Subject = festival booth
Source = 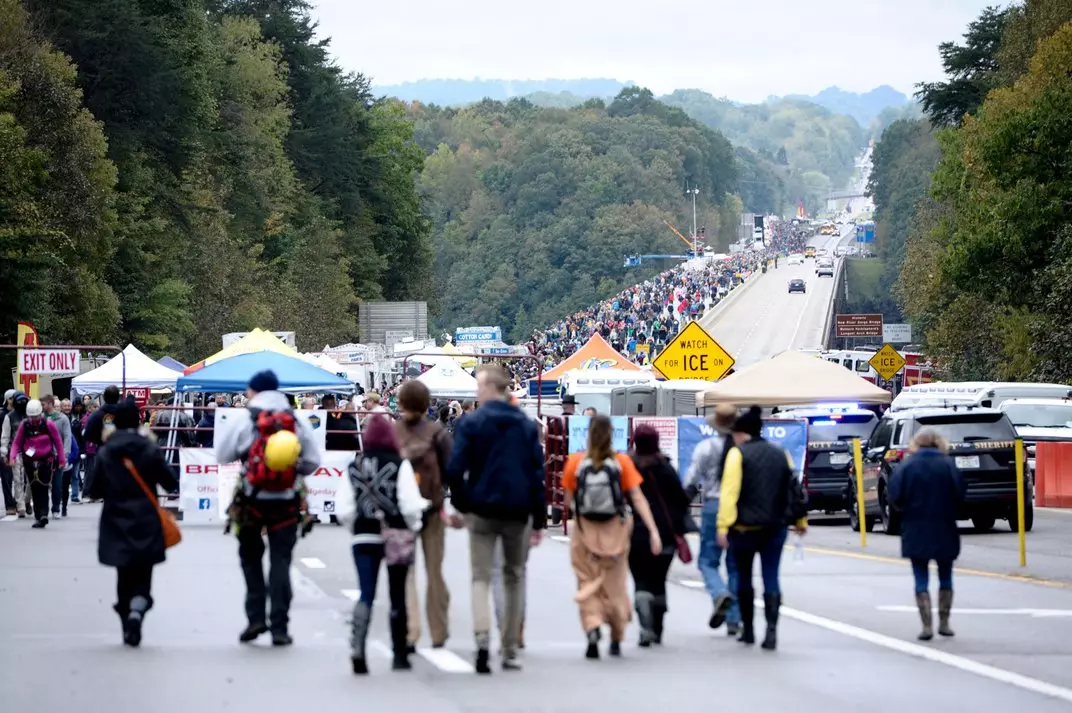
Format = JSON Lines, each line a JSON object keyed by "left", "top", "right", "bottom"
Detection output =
{"left": 174, "top": 350, "right": 354, "bottom": 525}
{"left": 528, "top": 334, "right": 640, "bottom": 397}
{"left": 417, "top": 360, "right": 479, "bottom": 400}
{"left": 71, "top": 344, "right": 180, "bottom": 403}
{"left": 409, "top": 344, "right": 478, "bottom": 369}
{"left": 182, "top": 328, "right": 296, "bottom": 374}
{"left": 695, "top": 350, "right": 893, "bottom": 408}
{"left": 157, "top": 355, "right": 187, "bottom": 372}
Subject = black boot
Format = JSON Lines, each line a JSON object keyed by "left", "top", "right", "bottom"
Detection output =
{"left": 113, "top": 604, "right": 128, "bottom": 642}
{"left": 350, "top": 601, "right": 371, "bottom": 675}
{"left": 390, "top": 607, "right": 411, "bottom": 670}
{"left": 651, "top": 595, "right": 667, "bottom": 645}
{"left": 761, "top": 593, "right": 781, "bottom": 651}
{"left": 634, "top": 591, "right": 656, "bottom": 647}
{"left": 738, "top": 587, "right": 755, "bottom": 645}
{"left": 125, "top": 595, "right": 152, "bottom": 647}
{"left": 585, "top": 628, "right": 601, "bottom": 659}
{"left": 239, "top": 621, "right": 269, "bottom": 643}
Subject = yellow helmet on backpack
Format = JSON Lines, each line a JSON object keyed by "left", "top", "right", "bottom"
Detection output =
{"left": 264, "top": 430, "right": 301, "bottom": 471}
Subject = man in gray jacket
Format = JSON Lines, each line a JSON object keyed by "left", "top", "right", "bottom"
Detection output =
{"left": 42, "top": 395, "right": 72, "bottom": 517}
{"left": 216, "top": 370, "right": 321, "bottom": 647}
{"left": 683, "top": 404, "right": 740, "bottom": 635}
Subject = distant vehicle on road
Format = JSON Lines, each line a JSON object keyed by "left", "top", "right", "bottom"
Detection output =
{"left": 816, "top": 258, "right": 834, "bottom": 277}
{"left": 804, "top": 246, "right": 816, "bottom": 258}
{"left": 788, "top": 278, "right": 806, "bottom": 294}
{"left": 787, "top": 254, "right": 804, "bottom": 266}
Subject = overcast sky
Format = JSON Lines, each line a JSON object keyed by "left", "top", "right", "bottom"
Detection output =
{"left": 309, "top": 0, "right": 997, "bottom": 102}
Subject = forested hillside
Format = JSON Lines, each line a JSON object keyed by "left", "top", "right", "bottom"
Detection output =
{"left": 409, "top": 88, "right": 741, "bottom": 342}
{"left": 870, "top": 0, "right": 1072, "bottom": 380}
{"left": 1, "top": 0, "right": 431, "bottom": 358}
{"left": 372, "top": 78, "right": 632, "bottom": 107}
{"left": 779, "top": 85, "right": 910, "bottom": 127}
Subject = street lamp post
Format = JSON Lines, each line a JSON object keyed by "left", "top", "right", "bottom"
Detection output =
{"left": 686, "top": 187, "right": 699, "bottom": 256}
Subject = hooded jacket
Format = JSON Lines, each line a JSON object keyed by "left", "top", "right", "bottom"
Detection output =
{"left": 446, "top": 399, "right": 546, "bottom": 529}
{"left": 214, "top": 390, "right": 321, "bottom": 501}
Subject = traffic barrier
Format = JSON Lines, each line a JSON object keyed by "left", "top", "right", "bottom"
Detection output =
{"left": 1034, "top": 441, "right": 1072, "bottom": 508}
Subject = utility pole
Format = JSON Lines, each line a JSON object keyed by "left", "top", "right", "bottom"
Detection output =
{"left": 686, "top": 187, "right": 699, "bottom": 256}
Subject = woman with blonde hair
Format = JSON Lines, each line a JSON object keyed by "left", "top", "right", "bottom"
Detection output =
{"left": 562, "top": 415, "right": 661, "bottom": 659}
{"left": 888, "top": 427, "right": 966, "bottom": 641}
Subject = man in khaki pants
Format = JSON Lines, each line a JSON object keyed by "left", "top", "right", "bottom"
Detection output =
{"left": 394, "top": 381, "right": 454, "bottom": 649}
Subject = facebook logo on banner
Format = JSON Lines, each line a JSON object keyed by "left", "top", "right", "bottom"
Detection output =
{"left": 198, "top": 498, "right": 212, "bottom": 511}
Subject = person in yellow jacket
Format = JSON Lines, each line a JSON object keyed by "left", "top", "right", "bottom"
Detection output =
{"left": 716, "top": 406, "right": 807, "bottom": 651}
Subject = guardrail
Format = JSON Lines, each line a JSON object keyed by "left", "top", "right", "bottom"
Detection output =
{"left": 821, "top": 257, "right": 848, "bottom": 348}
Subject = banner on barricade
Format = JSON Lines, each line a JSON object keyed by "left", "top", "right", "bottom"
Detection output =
{"left": 567, "top": 415, "right": 629, "bottom": 453}
{"left": 675, "top": 417, "right": 809, "bottom": 482}
{"left": 633, "top": 417, "right": 679, "bottom": 469}
{"left": 213, "top": 408, "right": 328, "bottom": 453}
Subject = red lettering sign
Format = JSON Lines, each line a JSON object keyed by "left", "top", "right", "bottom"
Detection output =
{"left": 184, "top": 464, "right": 220, "bottom": 475}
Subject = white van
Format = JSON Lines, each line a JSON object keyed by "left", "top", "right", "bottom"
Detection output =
{"left": 889, "top": 382, "right": 994, "bottom": 411}
{"left": 972, "top": 383, "right": 1072, "bottom": 409}
{"left": 560, "top": 369, "right": 658, "bottom": 415}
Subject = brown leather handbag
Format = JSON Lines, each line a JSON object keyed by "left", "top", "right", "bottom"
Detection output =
{"left": 124, "top": 457, "right": 182, "bottom": 549}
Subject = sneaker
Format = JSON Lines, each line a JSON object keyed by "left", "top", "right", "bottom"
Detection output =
{"left": 585, "top": 629, "right": 600, "bottom": 660}
{"left": 709, "top": 593, "right": 732, "bottom": 629}
{"left": 71, "top": 497, "right": 81, "bottom": 504}
{"left": 61, "top": 506, "right": 67, "bottom": 518}
{"left": 31, "top": 520, "right": 45, "bottom": 529}
{"left": 239, "top": 622, "right": 268, "bottom": 643}
{"left": 391, "top": 655, "right": 412, "bottom": 671}
{"left": 475, "top": 648, "right": 491, "bottom": 675}
{"left": 502, "top": 654, "right": 522, "bottom": 671}
{"left": 726, "top": 623, "right": 742, "bottom": 637}
{"left": 271, "top": 631, "right": 293, "bottom": 647}
{"left": 609, "top": 641, "right": 622, "bottom": 657}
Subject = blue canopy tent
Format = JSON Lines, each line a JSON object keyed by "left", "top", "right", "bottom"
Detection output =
{"left": 157, "top": 355, "right": 187, "bottom": 372}
{"left": 175, "top": 351, "right": 352, "bottom": 394}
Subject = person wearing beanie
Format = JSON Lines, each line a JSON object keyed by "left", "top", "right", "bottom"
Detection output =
{"left": 393, "top": 380, "right": 455, "bottom": 653}
{"left": 346, "top": 414, "right": 430, "bottom": 674}
{"left": 216, "top": 368, "right": 322, "bottom": 647}
{"left": 683, "top": 403, "right": 742, "bottom": 636}
{"left": 85, "top": 395, "right": 177, "bottom": 647}
{"left": 628, "top": 424, "right": 690, "bottom": 647}
{"left": 717, "top": 406, "right": 807, "bottom": 651}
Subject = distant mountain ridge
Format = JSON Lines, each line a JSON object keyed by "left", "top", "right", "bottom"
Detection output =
{"left": 772, "top": 85, "right": 911, "bottom": 127}
{"left": 370, "top": 78, "right": 634, "bottom": 106}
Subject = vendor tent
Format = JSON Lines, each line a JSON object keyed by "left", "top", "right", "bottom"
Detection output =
{"left": 157, "top": 355, "right": 186, "bottom": 372}
{"left": 417, "top": 361, "right": 478, "bottom": 400}
{"left": 72, "top": 344, "right": 180, "bottom": 393}
{"left": 411, "top": 345, "right": 477, "bottom": 369}
{"left": 696, "top": 350, "right": 893, "bottom": 408}
{"left": 176, "top": 351, "right": 352, "bottom": 394}
{"left": 183, "top": 328, "right": 296, "bottom": 374}
{"left": 528, "top": 334, "right": 639, "bottom": 396}
{"left": 441, "top": 342, "right": 478, "bottom": 368}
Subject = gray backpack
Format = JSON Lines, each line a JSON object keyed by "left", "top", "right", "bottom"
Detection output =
{"left": 575, "top": 456, "right": 625, "bottom": 522}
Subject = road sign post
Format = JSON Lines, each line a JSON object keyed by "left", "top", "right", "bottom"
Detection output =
{"left": 869, "top": 343, "right": 906, "bottom": 382}
{"left": 652, "top": 322, "right": 735, "bottom": 381}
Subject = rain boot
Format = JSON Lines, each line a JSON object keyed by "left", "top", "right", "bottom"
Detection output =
{"left": 125, "top": 595, "right": 152, "bottom": 647}
{"left": 916, "top": 592, "right": 933, "bottom": 641}
{"left": 634, "top": 591, "right": 656, "bottom": 647}
{"left": 938, "top": 589, "right": 954, "bottom": 637}
{"left": 350, "top": 601, "right": 371, "bottom": 675}
{"left": 651, "top": 595, "right": 667, "bottom": 645}
{"left": 390, "top": 607, "right": 411, "bottom": 670}
{"left": 761, "top": 593, "right": 781, "bottom": 651}
{"left": 737, "top": 587, "right": 755, "bottom": 645}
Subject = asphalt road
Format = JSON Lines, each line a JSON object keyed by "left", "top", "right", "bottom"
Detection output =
{"left": 4, "top": 505, "right": 1072, "bottom": 711}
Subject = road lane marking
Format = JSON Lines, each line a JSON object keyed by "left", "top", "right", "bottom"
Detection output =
{"left": 300, "top": 557, "right": 326, "bottom": 569}
{"left": 779, "top": 602, "right": 1072, "bottom": 705}
{"left": 801, "top": 545, "right": 1072, "bottom": 589}
{"left": 289, "top": 566, "right": 327, "bottom": 600}
{"left": 341, "top": 589, "right": 361, "bottom": 601}
{"left": 877, "top": 605, "right": 1072, "bottom": 618}
{"left": 418, "top": 646, "right": 476, "bottom": 673}
{"left": 551, "top": 535, "right": 570, "bottom": 543}
{"left": 680, "top": 580, "right": 706, "bottom": 589}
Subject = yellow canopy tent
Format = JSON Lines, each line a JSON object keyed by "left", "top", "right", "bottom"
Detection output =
{"left": 441, "top": 342, "right": 478, "bottom": 368}
{"left": 183, "top": 328, "right": 297, "bottom": 375}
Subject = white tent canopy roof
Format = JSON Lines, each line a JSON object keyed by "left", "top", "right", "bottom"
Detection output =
{"left": 416, "top": 361, "right": 478, "bottom": 400}
{"left": 696, "top": 350, "right": 893, "bottom": 408}
{"left": 72, "top": 344, "right": 180, "bottom": 393}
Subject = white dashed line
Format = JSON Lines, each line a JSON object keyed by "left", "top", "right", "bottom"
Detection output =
{"left": 418, "top": 646, "right": 476, "bottom": 673}
{"left": 551, "top": 535, "right": 570, "bottom": 543}
{"left": 300, "top": 557, "right": 326, "bottom": 569}
{"left": 340, "top": 589, "right": 361, "bottom": 601}
{"left": 680, "top": 579, "right": 706, "bottom": 589}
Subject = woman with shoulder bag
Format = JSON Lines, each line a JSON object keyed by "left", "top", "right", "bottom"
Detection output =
{"left": 346, "top": 415, "right": 430, "bottom": 675}
{"left": 628, "top": 425, "right": 692, "bottom": 648}
{"left": 85, "top": 396, "right": 179, "bottom": 648}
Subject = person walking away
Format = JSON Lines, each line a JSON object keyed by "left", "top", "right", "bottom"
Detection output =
{"left": 1, "top": 390, "right": 18, "bottom": 515}
{"left": 887, "top": 428, "right": 966, "bottom": 640}
{"left": 346, "top": 415, "right": 430, "bottom": 674}
{"left": 85, "top": 397, "right": 178, "bottom": 646}
{"left": 83, "top": 385, "right": 123, "bottom": 500}
{"left": 446, "top": 365, "right": 546, "bottom": 674}
{"left": 628, "top": 425, "right": 690, "bottom": 647}
{"left": 9, "top": 399, "right": 66, "bottom": 528}
{"left": 683, "top": 404, "right": 741, "bottom": 635}
{"left": 65, "top": 399, "right": 85, "bottom": 504}
{"left": 394, "top": 380, "right": 454, "bottom": 651}
{"left": 216, "top": 370, "right": 322, "bottom": 646}
{"left": 42, "top": 395, "right": 73, "bottom": 518}
{"left": 717, "top": 406, "right": 807, "bottom": 651}
{"left": 562, "top": 415, "right": 661, "bottom": 659}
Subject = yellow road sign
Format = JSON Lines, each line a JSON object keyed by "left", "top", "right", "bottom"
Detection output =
{"left": 869, "top": 343, "right": 906, "bottom": 381}
{"left": 652, "top": 321, "right": 735, "bottom": 381}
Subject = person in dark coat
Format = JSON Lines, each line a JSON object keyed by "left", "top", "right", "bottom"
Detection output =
{"left": 628, "top": 425, "right": 691, "bottom": 647}
{"left": 86, "top": 396, "right": 178, "bottom": 647}
{"left": 888, "top": 427, "right": 966, "bottom": 641}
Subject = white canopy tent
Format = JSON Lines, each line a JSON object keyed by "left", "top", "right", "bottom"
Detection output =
{"left": 696, "top": 350, "right": 893, "bottom": 408}
{"left": 417, "top": 361, "right": 478, "bottom": 400}
{"left": 72, "top": 344, "right": 180, "bottom": 393}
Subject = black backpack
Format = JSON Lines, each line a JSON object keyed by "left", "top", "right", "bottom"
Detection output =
{"left": 575, "top": 456, "right": 625, "bottom": 522}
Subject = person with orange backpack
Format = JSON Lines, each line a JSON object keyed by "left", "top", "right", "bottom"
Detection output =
{"left": 216, "top": 370, "right": 322, "bottom": 646}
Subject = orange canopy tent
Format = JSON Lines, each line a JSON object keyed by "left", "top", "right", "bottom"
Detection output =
{"left": 183, "top": 328, "right": 297, "bottom": 375}
{"left": 529, "top": 334, "right": 642, "bottom": 397}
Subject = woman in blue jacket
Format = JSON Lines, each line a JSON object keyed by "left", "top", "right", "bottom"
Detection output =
{"left": 888, "top": 428, "right": 966, "bottom": 641}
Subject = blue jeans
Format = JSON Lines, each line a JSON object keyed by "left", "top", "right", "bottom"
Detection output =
{"left": 699, "top": 499, "right": 740, "bottom": 624}
{"left": 352, "top": 543, "right": 408, "bottom": 610}
{"left": 729, "top": 526, "right": 788, "bottom": 597}
{"left": 911, "top": 559, "right": 953, "bottom": 594}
